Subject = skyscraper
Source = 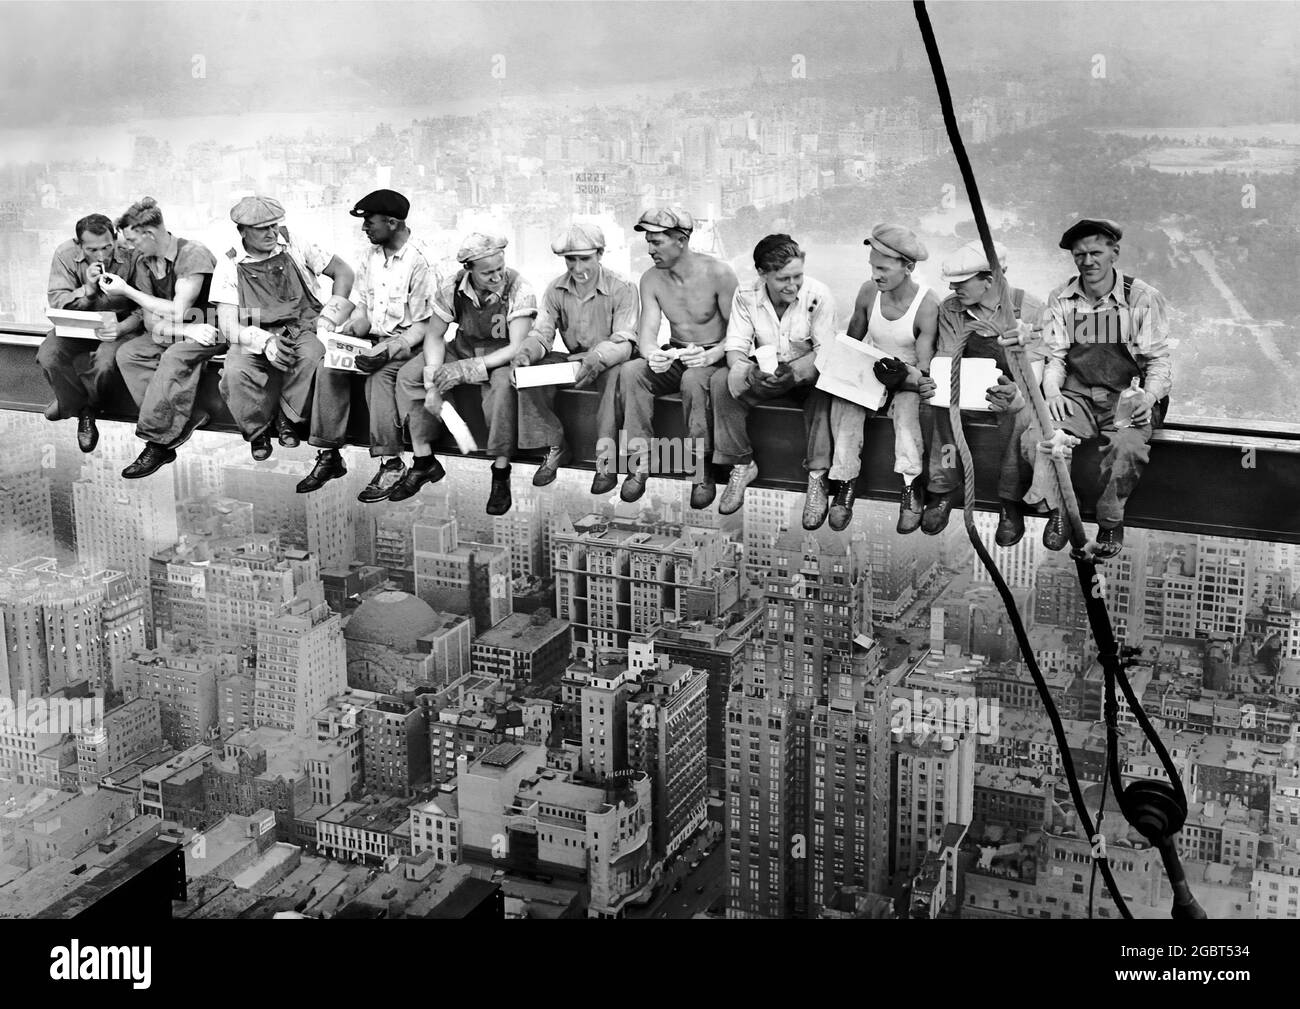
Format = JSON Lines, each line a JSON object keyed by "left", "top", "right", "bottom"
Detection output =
{"left": 252, "top": 586, "right": 346, "bottom": 738}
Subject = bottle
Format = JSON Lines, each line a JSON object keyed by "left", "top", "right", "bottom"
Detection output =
{"left": 1114, "top": 376, "right": 1144, "bottom": 429}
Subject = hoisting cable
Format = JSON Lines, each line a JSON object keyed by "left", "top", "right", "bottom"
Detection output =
{"left": 912, "top": 0, "right": 1203, "bottom": 920}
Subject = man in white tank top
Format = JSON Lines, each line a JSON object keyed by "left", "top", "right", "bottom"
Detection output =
{"left": 830, "top": 224, "right": 940, "bottom": 532}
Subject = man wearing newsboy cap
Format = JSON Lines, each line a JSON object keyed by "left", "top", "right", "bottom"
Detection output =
{"left": 212, "top": 194, "right": 355, "bottom": 461}
{"left": 512, "top": 221, "right": 638, "bottom": 493}
{"left": 393, "top": 229, "right": 537, "bottom": 514}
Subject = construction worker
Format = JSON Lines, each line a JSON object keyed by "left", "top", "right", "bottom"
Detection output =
{"left": 41, "top": 213, "right": 142, "bottom": 453}
{"left": 713, "top": 234, "right": 835, "bottom": 525}
{"left": 212, "top": 195, "right": 355, "bottom": 462}
{"left": 920, "top": 240, "right": 1045, "bottom": 546}
{"left": 830, "top": 224, "right": 940, "bottom": 532}
{"left": 618, "top": 206, "right": 738, "bottom": 509}
{"left": 513, "top": 222, "right": 637, "bottom": 493}
{"left": 1029, "top": 218, "right": 1172, "bottom": 558}
{"left": 105, "top": 198, "right": 220, "bottom": 479}
{"left": 393, "top": 232, "right": 537, "bottom": 514}
{"left": 297, "top": 189, "right": 434, "bottom": 502}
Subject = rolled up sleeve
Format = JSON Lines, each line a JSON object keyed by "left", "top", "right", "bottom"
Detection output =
{"left": 724, "top": 289, "right": 757, "bottom": 359}
{"left": 208, "top": 256, "right": 240, "bottom": 306}
{"left": 519, "top": 285, "right": 561, "bottom": 362}
{"left": 1132, "top": 286, "right": 1173, "bottom": 402}
{"left": 506, "top": 276, "right": 538, "bottom": 322}
{"left": 1039, "top": 293, "right": 1070, "bottom": 397}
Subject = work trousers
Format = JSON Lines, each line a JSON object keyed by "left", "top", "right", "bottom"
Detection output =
{"left": 516, "top": 351, "right": 620, "bottom": 455}
{"left": 116, "top": 334, "right": 225, "bottom": 447}
{"left": 396, "top": 351, "right": 518, "bottom": 459}
{"left": 219, "top": 327, "right": 325, "bottom": 442}
{"left": 827, "top": 390, "right": 924, "bottom": 484}
{"left": 38, "top": 334, "right": 124, "bottom": 417}
{"left": 710, "top": 370, "right": 831, "bottom": 472}
{"left": 618, "top": 357, "right": 721, "bottom": 482}
{"left": 309, "top": 345, "right": 413, "bottom": 457}
{"left": 1021, "top": 384, "right": 1154, "bottom": 528}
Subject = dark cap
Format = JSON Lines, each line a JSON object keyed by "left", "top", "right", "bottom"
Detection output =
{"left": 1059, "top": 217, "right": 1122, "bottom": 250}
{"left": 350, "top": 189, "right": 410, "bottom": 220}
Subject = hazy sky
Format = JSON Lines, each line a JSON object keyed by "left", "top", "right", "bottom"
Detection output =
{"left": 0, "top": 1, "right": 1295, "bottom": 126}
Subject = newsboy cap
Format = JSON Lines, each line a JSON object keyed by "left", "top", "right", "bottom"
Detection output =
{"left": 634, "top": 206, "right": 694, "bottom": 234}
{"left": 456, "top": 232, "right": 508, "bottom": 263}
{"left": 864, "top": 223, "right": 928, "bottom": 263}
{"left": 551, "top": 222, "right": 606, "bottom": 256}
{"left": 1059, "top": 217, "right": 1123, "bottom": 250}
{"left": 350, "top": 189, "right": 410, "bottom": 220}
{"left": 230, "top": 195, "right": 286, "bottom": 227}
{"left": 941, "top": 240, "right": 1009, "bottom": 283}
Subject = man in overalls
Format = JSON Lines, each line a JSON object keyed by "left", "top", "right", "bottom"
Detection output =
{"left": 212, "top": 195, "right": 354, "bottom": 461}
{"left": 42, "top": 213, "right": 142, "bottom": 453}
{"left": 104, "top": 197, "right": 220, "bottom": 479}
{"left": 1030, "top": 218, "right": 1172, "bottom": 559}
{"left": 920, "top": 241, "right": 1045, "bottom": 546}
{"left": 513, "top": 222, "right": 637, "bottom": 493}
{"left": 298, "top": 189, "right": 434, "bottom": 501}
{"left": 393, "top": 232, "right": 536, "bottom": 514}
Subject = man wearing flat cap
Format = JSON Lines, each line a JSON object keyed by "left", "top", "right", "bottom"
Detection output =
{"left": 828, "top": 223, "right": 941, "bottom": 532}
{"left": 106, "top": 197, "right": 221, "bottom": 479}
{"left": 513, "top": 221, "right": 638, "bottom": 492}
{"left": 211, "top": 195, "right": 354, "bottom": 461}
{"left": 619, "top": 205, "right": 738, "bottom": 509}
{"left": 393, "top": 230, "right": 537, "bottom": 514}
{"left": 920, "top": 238, "right": 1045, "bottom": 544}
{"left": 294, "top": 189, "right": 437, "bottom": 501}
{"left": 1026, "top": 217, "right": 1172, "bottom": 558}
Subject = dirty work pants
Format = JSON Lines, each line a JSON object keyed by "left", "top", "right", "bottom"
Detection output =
{"left": 926, "top": 402, "right": 1032, "bottom": 502}
{"left": 710, "top": 370, "right": 831, "bottom": 472}
{"left": 219, "top": 327, "right": 325, "bottom": 442}
{"left": 618, "top": 357, "right": 721, "bottom": 482}
{"left": 396, "top": 350, "right": 518, "bottom": 459}
{"left": 116, "top": 334, "right": 224, "bottom": 447}
{"left": 516, "top": 351, "right": 619, "bottom": 456}
{"left": 827, "top": 390, "right": 924, "bottom": 484}
{"left": 310, "top": 345, "right": 413, "bottom": 457}
{"left": 38, "top": 334, "right": 124, "bottom": 417}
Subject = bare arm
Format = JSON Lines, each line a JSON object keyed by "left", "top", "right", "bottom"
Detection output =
{"left": 321, "top": 255, "right": 355, "bottom": 298}
{"left": 481, "top": 315, "right": 533, "bottom": 370}
{"left": 636, "top": 271, "right": 663, "bottom": 358}
{"left": 846, "top": 282, "right": 875, "bottom": 342}
{"left": 913, "top": 292, "right": 939, "bottom": 372}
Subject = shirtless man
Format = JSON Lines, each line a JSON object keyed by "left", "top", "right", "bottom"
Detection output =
{"left": 618, "top": 206, "right": 738, "bottom": 508}
{"left": 830, "top": 225, "right": 940, "bottom": 532}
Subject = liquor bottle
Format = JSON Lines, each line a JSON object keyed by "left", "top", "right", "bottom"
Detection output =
{"left": 1114, "top": 376, "right": 1144, "bottom": 429}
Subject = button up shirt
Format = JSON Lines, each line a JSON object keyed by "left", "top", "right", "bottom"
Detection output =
{"left": 47, "top": 239, "right": 140, "bottom": 319}
{"left": 209, "top": 231, "right": 335, "bottom": 306}
{"left": 431, "top": 267, "right": 537, "bottom": 327}
{"left": 1039, "top": 269, "right": 1173, "bottom": 402}
{"left": 724, "top": 276, "right": 835, "bottom": 363}
{"left": 518, "top": 265, "right": 638, "bottom": 366}
{"left": 352, "top": 238, "right": 434, "bottom": 338}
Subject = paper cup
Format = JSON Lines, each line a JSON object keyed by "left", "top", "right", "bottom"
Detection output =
{"left": 754, "top": 345, "right": 779, "bottom": 375}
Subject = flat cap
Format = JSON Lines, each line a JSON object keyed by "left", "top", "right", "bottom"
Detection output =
{"left": 350, "top": 189, "right": 410, "bottom": 220}
{"left": 864, "top": 223, "right": 928, "bottom": 263}
{"left": 456, "top": 232, "right": 508, "bottom": 263}
{"left": 230, "top": 195, "right": 286, "bottom": 227}
{"left": 551, "top": 222, "right": 605, "bottom": 256}
{"left": 942, "top": 242, "right": 1005, "bottom": 283}
{"left": 634, "top": 206, "right": 694, "bottom": 234}
{"left": 1059, "top": 217, "right": 1123, "bottom": 250}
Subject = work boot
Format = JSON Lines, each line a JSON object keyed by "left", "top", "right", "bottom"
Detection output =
{"left": 621, "top": 470, "right": 648, "bottom": 503}
{"left": 358, "top": 458, "right": 407, "bottom": 503}
{"left": 718, "top": 461, "right": 758, "bottom": 515}
{"left": 1095, "top": 524, "right": 1125, "bottom": 559}
{"left": 690, "top": 479, "right": 717, "bottom": 510}
{"left": 533, "top": 443, "right": 571, "bottom": 487}
{"left": 296, "top": 449, "right": 347, "bottom": 494}
{"left": 1042, "top": 510, "right": 1069, "bottom": 551}
{"left": 896, "top": 481, "right": 924, "bottom": 535}
{"left": 121, "top": 443, "right": 176, "bottom": 480}
{"left": 921, "top": 490, "right": 962, "bottom": 536}
{"left": 277, "top": 413, "right": 300, "bottom": 448}
{"left": 486, "top": 463, "right": 513, "bottom": 515}
{"left": 828, "top": 479, "right": 858, "bottom": 532}
{"left": 590, "top": 469, "right": 618, "bottom": 495}
{"left": 802, "top": 472, "right": 830, "bottom": 530}
{"left": 76, "top": 409, "right": 99, "bottom": 454}
{"left": 388, "top": 455, "right": 446, "bottom": 501}
{"left": 250, "top": 433, "right": 273, "bottom": 462}
{"left": 995, "top": 499, "right": 1025, "bottom": 548}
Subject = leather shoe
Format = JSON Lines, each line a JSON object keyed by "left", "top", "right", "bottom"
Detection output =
{"left": 277, "top": 414, "right": 300, "bottom": 448}
{"left": 44, "top": 400, "right": 61, "bottom": 421}
{"left": 1095, "top": 524, "right": 1125, "bottom": 559}
{"left": 296, "top": 449, "right": 347, "bottom": 494}
{"left": 486, "top": 463, "right": 513, "bottom": 515}
{"left": 690, "top": 480, "right": 717, "bottom": 510}
{"left": 250, "top": 434, "right": 273, "bottom": 462}
{"left": 897, "top": 481, "right": 924, "bottom": 534}
{"left": 533, "top": 444, "right": 571, "bottom": 487}
{"left": 802, "top": 472, "right": 830, "bottom": 530}
{"left": 995, "top": 500, "right": 1025, "bottom": 548}
{"left": 621, "top": 471, "right": 648, "bottom": 503}
{"left": 590, "top": 470, "right": 618, "bottom": 496}
{"left": 388, "top": 456, "right": 446, "bottom": 501}
{"left": 828, "top": 479, "right": 857, "bottom": 532}
{"left": 122, "top": 443, "right": 176, "bottom": 479}
{"left": 77, "top": 409, "right": 99, "bottom": 454}
{"left": 921, "top": 490, "right": 962, "bottom": 536}
{"left": 1042, "top": 510, "right": 1069, "bottom": 551}
{"left": 358, "top": 458, "right": 407, "bottom": 503}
